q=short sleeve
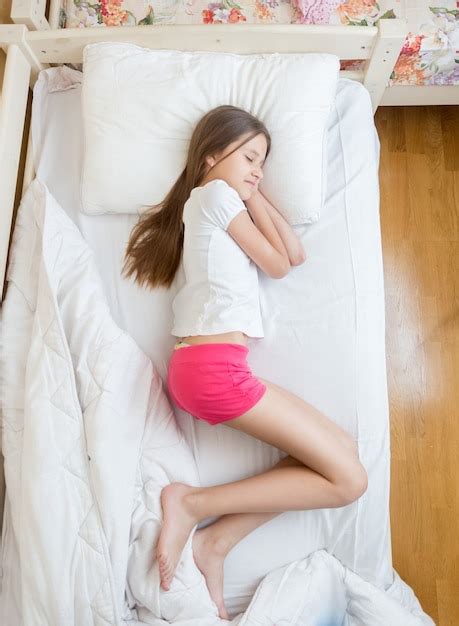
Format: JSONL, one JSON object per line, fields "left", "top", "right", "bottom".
{"left": 200, "top": 180, "right": 247, "bottom": 231}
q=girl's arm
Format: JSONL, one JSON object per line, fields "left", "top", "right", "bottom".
{"left": 245, "top": 190, "right": 306, "bottom": 266}
{"left": 243, "top": 190, "right": 291, "bottom": 267}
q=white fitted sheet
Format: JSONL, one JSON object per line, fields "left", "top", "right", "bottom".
{"left": 32, "top": 68, "right": 391, "bottom": 616}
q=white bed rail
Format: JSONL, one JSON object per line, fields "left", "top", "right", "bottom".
{"left": 11, "top": 0, "right": 50, "bottom": 31}
{"left": 0, "top": 20, "right": 408, "bottom": 303}
{"left": 1, "top": 25, "right": 45, "bottom": 302}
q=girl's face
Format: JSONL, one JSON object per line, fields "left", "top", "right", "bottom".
{"left": 201, "top": 132, "right": 268, "bottom": 201}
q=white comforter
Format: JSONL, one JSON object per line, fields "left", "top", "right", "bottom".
{"left": 0, "top": 180, "right": 435, "bottom": 625}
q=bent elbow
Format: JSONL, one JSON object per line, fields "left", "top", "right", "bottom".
{"left": 271, "top": 259, "right": 291, "bottom": 279}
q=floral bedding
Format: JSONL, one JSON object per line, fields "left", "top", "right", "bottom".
{"left": 61, "top": 0, "right": 458, "bottom": 87}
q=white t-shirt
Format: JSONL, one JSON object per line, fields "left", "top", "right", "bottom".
{"left": 171, "top": 179, "right": 264, "bottom": 341}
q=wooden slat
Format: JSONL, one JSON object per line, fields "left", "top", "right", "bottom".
{"left": 363, "top": 19, "right": 408, "bottom": 113}
{"left": 11, "top": 0, "right": 50, "bottom": 31}
{"left": 381, "top": 85, "right": 459, "bottom": 106}
{"left": 23, "top": 23, "right": 378, "bottom": 64}
{"left": 0, "top": 43, "right": 30, "bottom": 303}
{"left": 47, "top": 0, "right": 61, "bottom": 29}
{"left": 0, "top": 23, "right": 45, "bottom": 77}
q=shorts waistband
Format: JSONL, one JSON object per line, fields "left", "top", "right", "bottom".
{"left": 171, "top": 342, "right": 249, "bottom": 362}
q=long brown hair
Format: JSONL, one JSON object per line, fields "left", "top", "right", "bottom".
{"left": 122, "top": 105, "right": 271, "bottom": 290}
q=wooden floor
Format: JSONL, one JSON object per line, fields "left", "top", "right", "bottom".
{"left": 375, "top": 105, "right": 459, "bottom": 626}
{"left": 0, "top": 2, "right": 457, "bottom": 617}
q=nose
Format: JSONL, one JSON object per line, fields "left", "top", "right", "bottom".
{"left": 253, "top": 166, "right": 263, "bottom": 181}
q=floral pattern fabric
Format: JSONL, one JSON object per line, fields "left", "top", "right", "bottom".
{"left": 61, "top": 0, "right": 459, "bottom": 85}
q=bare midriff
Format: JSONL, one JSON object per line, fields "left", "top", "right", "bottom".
{"left": 179, "top": 331, "right": 248, "bottom": 347}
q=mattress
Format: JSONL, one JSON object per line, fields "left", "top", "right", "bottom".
{"left": 31, "top": 67, "right": 389, "bottom": 616}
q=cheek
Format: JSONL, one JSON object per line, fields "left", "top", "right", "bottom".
{"left": 238, "top": 154, "right": 248, "bottom": 168}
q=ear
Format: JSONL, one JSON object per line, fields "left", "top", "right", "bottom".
{"left": 206, "top": 156, "right": 216, "bottom": 167}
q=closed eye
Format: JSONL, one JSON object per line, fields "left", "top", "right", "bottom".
{"left": 246, "top": 156, "right": 253, "bottom": 162}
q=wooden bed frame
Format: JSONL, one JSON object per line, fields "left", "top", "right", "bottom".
{"left": 0, "top": 16, "right": 409, "bottom": 304}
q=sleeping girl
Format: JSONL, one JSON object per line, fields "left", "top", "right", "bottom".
{"left": 123, "top": 104, "right": 368, "bottom": 620}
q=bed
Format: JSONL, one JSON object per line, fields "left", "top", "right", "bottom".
{"left": 0, "top": 18, "right": 410, "bottom": 306}
{"left": 0, "top": 39, "right": 436, "bottom": 622}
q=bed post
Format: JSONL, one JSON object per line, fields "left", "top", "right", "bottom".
{"left": 0, "top": 26, "right": 43, "bottom": 304}
{"left": 11, "top": 0, "right": 50, "bottom": 31}
{"left": 0, "top": 44, "right": 30, "bottom": 303}
{"left": 364, "top": 18, "right": 408, "bottom": 113}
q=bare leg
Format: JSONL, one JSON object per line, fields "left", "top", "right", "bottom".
{"left": 191, "top": 426, "right": 360, "bottom": 619}
{"left": 157, "top": 451, "right": 361, "bottom": 592}
{"left": 191, "top": 455, "right": 302, "bottom": 618}
{"left": 159, "top": 449, "right": 361, "bottom": 593}
{"left": 157, "top": 381, "right": 366, "bottom": 595}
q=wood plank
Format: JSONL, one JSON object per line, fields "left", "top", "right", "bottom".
{"left": 0, "top": 44, "right": 30, "bottom": 302}
{"left": 375, "top": 104, "right": 459, "bottom": 626}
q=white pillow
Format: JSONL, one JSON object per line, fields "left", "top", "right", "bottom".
{"left": 81, "top": 43, "right": 339, "bottom": 224}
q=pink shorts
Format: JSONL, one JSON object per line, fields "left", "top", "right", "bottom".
{"left": 167, "top": 342, "right": 267, "bottom": 426}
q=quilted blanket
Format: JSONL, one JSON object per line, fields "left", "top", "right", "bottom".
{"left": 0, "top": 179, "right": 435, "bottom": 625}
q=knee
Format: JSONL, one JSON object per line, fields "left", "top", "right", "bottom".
{"left": 342, "top": 432, "right": 359, "bottom": 458}
{"left": 336, "top": 464, "right": 368, "bottom": 506}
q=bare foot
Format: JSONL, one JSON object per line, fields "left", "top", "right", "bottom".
{"left": 156, "top": 483, "right": 200, "bottom": 591}
{"left": 192, "top": 527, "right": 230, "bottom": 620}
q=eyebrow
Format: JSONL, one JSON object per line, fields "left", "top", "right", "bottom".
{"left": 248, "top": 149, "right": 266, "bottom": 164}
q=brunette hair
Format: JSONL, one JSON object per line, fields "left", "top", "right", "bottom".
{"left": 122, "top": 105, "right": 271, "bottom": 290}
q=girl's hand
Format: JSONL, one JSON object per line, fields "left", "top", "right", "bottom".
{"left": 290, "top": 249, "right": 307, "bottom": 266}
{"left": 250, "top": 191, "right": 307, "bottom": 267}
